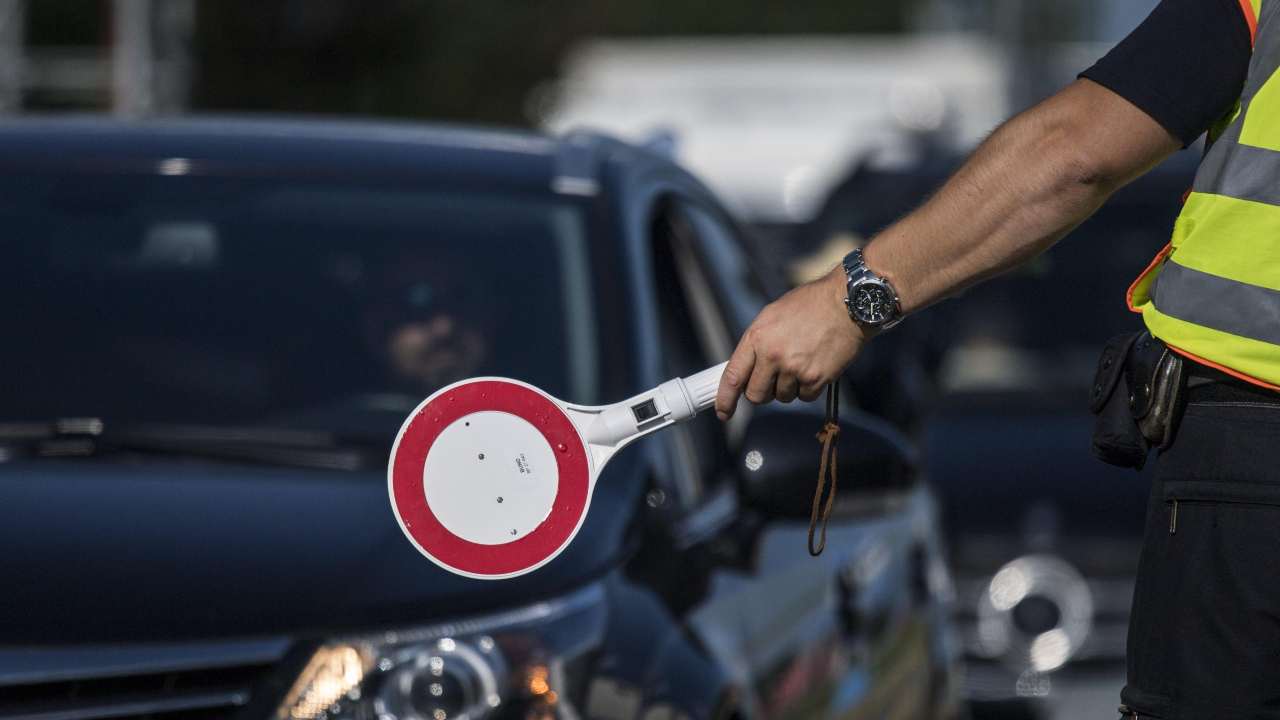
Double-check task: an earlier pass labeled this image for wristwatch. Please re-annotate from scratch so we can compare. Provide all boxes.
[842,248,903,330]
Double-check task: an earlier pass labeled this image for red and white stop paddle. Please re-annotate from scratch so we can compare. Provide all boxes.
[388,362,728,579]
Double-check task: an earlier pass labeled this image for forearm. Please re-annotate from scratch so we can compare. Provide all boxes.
[714,80,1180,418]
[862,79,1177,315]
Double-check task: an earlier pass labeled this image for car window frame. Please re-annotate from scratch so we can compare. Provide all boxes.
[640,190,773,533]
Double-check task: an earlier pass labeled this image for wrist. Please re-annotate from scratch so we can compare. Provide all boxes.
[823,265,876,341]
[861,242,906,314]
[824,264,847,304]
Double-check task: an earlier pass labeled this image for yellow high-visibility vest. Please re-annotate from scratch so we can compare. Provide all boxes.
[1126,0,1280,389]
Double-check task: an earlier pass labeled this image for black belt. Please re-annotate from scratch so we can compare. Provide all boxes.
[1184,358,1280,405]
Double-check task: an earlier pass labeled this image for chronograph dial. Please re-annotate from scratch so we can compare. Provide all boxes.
[841,249,902,330]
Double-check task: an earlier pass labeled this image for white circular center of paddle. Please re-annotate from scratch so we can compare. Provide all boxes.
[423,410,559,545]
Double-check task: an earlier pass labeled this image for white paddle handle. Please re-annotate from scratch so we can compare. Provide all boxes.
[681,361,730,414]
[578,361,728,448]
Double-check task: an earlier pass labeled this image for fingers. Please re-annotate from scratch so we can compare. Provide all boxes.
[717,279,866,420]
[744,362,778,406]
[715,342,756,420]
[776,373,799,403]
[798,381,826,402]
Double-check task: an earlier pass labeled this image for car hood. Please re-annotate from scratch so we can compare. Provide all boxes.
[0,453,644,643]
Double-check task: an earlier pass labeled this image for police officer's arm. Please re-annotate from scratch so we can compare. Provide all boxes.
[715,78,1181,418]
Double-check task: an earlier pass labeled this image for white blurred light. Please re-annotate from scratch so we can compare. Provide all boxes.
[974,555,1094,673]
[888,80,946,132]
[157,157,191,176]
[781,164,822,221]
[276,645,368,720]
[987,565,1030,611]
[1030,628,1072,672]
[1015,669,1052,697]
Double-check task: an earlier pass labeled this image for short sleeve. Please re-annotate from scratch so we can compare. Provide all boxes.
[1079,0,1253,147]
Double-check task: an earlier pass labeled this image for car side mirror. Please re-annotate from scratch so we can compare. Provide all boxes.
[735,404,918,520]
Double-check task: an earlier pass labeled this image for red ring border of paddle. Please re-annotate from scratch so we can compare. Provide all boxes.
[389,379,590,578]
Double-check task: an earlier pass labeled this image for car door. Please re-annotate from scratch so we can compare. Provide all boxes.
[647,193,955,720]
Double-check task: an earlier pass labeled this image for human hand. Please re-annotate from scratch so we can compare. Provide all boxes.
[714,267,868,420]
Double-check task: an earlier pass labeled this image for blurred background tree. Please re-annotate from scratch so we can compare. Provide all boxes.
[189,1,923,125]
[18,0,1125,124]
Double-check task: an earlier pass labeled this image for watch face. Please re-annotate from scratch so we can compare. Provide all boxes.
[852,284,894,324]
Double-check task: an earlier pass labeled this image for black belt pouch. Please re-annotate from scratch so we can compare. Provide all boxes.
[1089,332,1149,469]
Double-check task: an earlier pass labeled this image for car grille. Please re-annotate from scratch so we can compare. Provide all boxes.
[0,639,290,720]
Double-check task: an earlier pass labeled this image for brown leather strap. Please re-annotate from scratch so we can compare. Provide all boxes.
[808,381,839,556]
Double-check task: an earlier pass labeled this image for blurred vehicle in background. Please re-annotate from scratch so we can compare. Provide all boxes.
[539,35,1009,224]
[788,145,1198,718]
[0,118,961,720]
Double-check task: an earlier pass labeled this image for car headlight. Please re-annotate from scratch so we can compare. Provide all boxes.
[276,584,605,720]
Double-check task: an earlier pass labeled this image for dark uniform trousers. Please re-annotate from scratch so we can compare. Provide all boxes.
[1119,378,1280,720]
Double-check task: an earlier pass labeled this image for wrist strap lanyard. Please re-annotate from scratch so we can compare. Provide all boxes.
[809,380,839,556]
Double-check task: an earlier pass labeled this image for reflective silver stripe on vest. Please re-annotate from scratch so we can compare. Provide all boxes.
[1155,2,1280,355]
[1152,259,1280,345]
[1195,0,1280,203]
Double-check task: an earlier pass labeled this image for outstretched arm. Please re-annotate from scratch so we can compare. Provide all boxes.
[715,78,1181,419]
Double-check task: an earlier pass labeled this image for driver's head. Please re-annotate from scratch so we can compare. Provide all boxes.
[363,252,491,393]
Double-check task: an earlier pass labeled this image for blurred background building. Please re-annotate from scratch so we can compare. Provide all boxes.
[1,2,1180,718]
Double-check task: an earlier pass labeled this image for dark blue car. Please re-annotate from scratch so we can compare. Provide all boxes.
[0,118,961,720]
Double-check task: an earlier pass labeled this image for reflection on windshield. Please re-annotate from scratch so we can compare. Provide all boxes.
[0,176,598,438]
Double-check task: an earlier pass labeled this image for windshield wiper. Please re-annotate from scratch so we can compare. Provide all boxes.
[0,419,390,471]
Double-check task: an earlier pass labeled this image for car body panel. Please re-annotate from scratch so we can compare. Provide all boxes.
[0,117,959,720]
[0,455,648,642]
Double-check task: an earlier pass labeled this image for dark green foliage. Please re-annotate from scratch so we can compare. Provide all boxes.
[189,1,919,125]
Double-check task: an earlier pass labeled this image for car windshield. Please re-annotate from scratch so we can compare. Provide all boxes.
[0,172,605,438]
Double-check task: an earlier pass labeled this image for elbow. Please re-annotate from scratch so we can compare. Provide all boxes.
[1014,77,1177,205]
[1038,120,1119,200]
[1062,148,1113,192]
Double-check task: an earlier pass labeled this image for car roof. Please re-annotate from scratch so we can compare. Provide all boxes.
[0,115,636,195]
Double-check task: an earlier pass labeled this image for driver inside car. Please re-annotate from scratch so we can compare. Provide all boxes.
[363,253,492,396]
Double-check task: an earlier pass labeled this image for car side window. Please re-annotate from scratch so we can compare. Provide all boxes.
[648,201,733,512]
[673,202,770,338]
